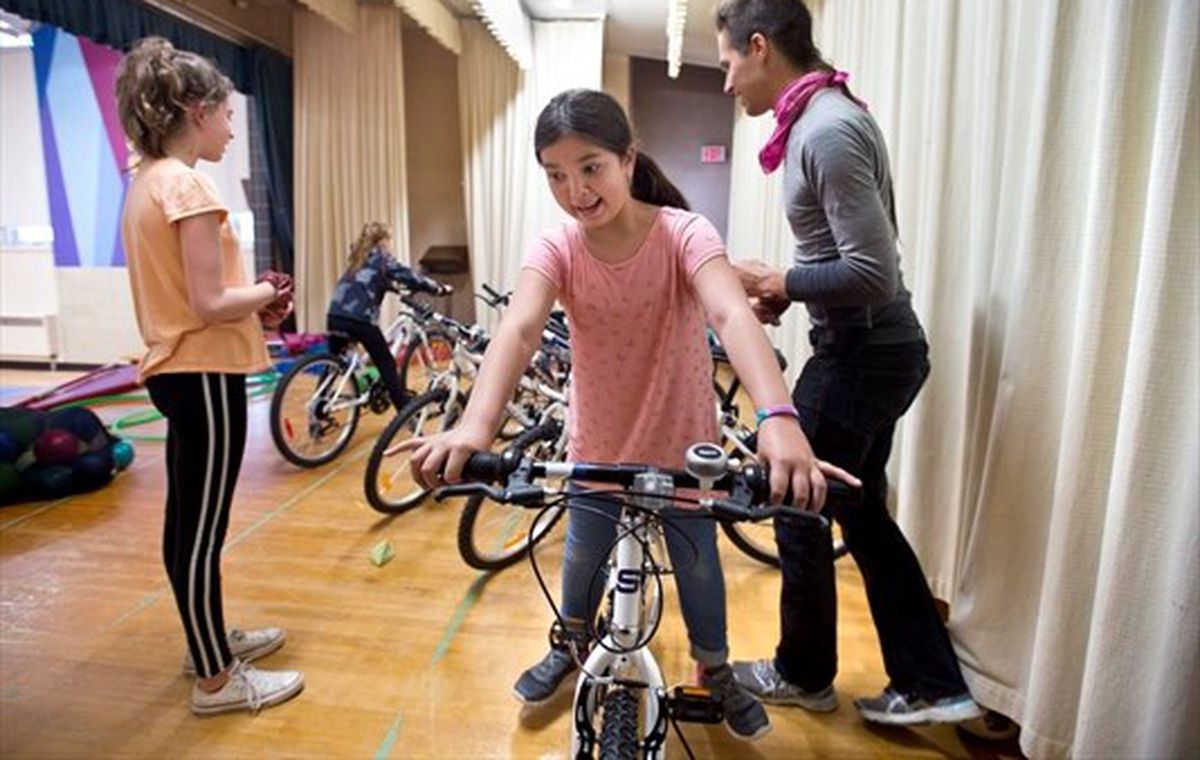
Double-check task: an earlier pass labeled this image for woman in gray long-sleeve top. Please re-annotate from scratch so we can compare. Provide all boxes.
[714,0,984,727]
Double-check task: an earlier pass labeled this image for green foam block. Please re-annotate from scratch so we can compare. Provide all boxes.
[370,540,396,567]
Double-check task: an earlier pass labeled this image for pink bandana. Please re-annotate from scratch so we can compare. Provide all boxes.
[758,70,867,174]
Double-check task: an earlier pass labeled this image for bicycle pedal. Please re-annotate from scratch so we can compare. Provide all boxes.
[667,685,724,724]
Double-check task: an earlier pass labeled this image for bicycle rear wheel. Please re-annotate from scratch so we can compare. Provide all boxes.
[364,387,462,514]
[720,423,847,565]
[722,519,849,567]
[598,688,639,760]
[396,327,455,395]
[269,354,361,467]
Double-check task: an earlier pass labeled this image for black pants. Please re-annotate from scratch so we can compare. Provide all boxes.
[146,372,247,679]
[773,338,969,700]
[326,314,408,411]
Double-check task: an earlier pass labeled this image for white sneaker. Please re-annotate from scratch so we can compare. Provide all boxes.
[183,627,287,674]
[190,660,305,715]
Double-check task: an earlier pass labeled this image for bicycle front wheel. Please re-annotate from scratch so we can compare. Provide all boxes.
[599,688,640,760]
[457,497,564,571]
[269,354,361,467]
[364,387,462,514]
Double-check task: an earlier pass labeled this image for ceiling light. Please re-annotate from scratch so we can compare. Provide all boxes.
[666,0,688,78]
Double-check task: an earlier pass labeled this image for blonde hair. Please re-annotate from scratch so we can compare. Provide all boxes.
[114,37,234,160]
[348,222,392,273]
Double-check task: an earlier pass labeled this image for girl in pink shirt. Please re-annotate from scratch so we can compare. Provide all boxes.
[406,89,853,740]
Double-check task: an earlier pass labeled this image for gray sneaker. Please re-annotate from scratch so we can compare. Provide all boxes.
[513,647,577,705]
[731,659,838,711]
[183,627,286,674]
[701,664,771,741]
[855,687,983,726]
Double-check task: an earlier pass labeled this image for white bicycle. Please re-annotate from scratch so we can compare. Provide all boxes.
[436,444,860,759]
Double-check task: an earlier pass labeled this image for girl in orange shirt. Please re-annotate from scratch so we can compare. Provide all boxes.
[116,37,303,715]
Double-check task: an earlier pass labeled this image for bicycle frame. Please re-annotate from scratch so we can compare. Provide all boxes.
[310,351,373,417]
[422,319,569,434]
[571,470,674,759]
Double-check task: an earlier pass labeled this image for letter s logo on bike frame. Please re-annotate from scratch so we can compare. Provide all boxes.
[616,569,643,594]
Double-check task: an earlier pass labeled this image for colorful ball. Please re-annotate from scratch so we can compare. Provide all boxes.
[0,407,40,447]
[0,462,18,496]
[33,428,82,466]
[0,430,22,463]
[111,439,135,470]
[70,449,115,490]
[44,407,105,444]
[14,449,36,472]
[21,464,75,499]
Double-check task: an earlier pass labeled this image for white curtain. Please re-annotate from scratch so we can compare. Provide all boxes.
[293,4,411,332]
[458,18,603,331]
[726,111,811,384]
[458,20,534,331]
[726,1,1199,757]
[470,0,534,70]
[526,20,605,244]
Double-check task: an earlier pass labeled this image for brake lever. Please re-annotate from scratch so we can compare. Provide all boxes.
[504,484,548,506]
[708,499,753,522]
[773,505,830,528]
[434,483,505,502]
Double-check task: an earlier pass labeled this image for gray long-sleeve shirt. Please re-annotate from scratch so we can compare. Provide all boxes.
[782,88,921,332]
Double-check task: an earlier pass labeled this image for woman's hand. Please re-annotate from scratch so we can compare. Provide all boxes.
[750,294,790,325]
[731,259,788,301]
[755,416,861,511]
[397,423,494,491]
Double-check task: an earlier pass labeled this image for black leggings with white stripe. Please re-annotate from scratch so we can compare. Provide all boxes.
[146,372,247,679]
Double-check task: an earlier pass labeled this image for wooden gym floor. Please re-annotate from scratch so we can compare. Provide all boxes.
[0,368,1021,758]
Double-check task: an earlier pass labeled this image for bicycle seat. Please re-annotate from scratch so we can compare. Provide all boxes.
[326,330,354,342]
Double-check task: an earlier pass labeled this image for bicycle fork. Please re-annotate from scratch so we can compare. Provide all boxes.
[570,472,672,759]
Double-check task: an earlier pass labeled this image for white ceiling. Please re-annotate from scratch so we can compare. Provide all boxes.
[603,0,723,69]
[439,0,724,70]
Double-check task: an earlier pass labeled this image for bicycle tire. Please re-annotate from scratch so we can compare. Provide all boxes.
[456,496,565,571]
[720,425,849,565]
[456,418,567,570]
[598,688,640,760]
[269,354,361,468]
[363,387,461,514]
[396,326,455,396]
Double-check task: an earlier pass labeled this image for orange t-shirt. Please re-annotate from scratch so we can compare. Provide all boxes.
[121,157,270,381]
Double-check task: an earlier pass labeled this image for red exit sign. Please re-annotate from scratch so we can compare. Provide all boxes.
[700,145,727,163]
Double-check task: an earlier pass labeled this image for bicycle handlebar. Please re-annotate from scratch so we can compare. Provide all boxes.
[477,282,511,309]
[436,448,861,519]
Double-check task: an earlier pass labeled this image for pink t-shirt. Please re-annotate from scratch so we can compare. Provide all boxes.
[523,207,723,469]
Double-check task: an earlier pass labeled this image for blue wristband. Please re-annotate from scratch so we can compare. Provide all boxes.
[755,404,801,429]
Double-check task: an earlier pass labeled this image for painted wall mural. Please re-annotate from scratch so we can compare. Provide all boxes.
[31,26,128,267]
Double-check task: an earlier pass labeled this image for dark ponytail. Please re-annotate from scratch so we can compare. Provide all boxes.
[535,88,691,210]
[632,153,689,210]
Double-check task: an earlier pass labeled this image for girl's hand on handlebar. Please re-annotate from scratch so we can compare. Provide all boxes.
[755,417,861,511]
[396,424,494,490]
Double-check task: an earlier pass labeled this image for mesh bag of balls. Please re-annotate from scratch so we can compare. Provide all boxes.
[0,406,135,505]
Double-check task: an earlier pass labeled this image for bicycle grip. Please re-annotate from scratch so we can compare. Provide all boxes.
[459,450,521,484]
[743,465,863,508]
